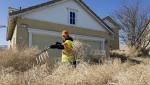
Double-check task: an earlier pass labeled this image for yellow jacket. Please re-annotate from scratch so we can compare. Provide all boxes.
[62,40,75,63]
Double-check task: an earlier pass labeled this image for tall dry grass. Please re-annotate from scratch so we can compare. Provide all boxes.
[111,46,143,58]
[0,48,39,72]
[0,41,150,85]
[1,58,150,85]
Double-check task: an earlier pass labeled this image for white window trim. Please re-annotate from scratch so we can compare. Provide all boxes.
[28,31,32,48]
[28,28,105,51]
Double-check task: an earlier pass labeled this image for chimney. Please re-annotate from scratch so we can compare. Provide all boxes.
[8,7,19,13]
[19,7,22,10]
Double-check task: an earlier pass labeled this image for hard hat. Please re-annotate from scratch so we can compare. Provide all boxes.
[62,30,69,36]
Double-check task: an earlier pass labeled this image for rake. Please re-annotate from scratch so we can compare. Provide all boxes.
[35,46,51,65]
[35,42,64,65]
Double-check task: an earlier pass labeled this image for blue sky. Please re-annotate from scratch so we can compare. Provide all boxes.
[0,0,150,45]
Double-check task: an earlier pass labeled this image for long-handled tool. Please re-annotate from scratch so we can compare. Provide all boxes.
[35,42,64,65]
[35,46,51,65]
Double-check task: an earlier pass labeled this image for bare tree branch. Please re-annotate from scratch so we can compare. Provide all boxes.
[114,0,150,55]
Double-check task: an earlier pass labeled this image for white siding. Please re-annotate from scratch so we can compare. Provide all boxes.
[9,25,17,48]
[23,0,106,32]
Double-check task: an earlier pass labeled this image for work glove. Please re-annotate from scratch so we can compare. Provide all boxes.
[55,42,62,45]
[50,42,64,49]
[50,44,58,49]
[55,42,64,49]
[50,42,62,49]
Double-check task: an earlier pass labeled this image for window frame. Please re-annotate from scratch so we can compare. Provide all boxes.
[70,11,76,25]
[67,8,78,25]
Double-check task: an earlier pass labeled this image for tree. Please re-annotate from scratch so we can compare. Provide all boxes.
[114,1,150,54]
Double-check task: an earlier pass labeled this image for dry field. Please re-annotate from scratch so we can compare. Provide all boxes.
[0,46,150,85]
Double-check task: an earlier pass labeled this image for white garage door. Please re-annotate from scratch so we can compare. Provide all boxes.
[32,33,62,59]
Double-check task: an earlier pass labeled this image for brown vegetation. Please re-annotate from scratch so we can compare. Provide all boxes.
[0,46,150,85]
[0,48,39,72]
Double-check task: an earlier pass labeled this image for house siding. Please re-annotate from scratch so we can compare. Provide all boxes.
[103,19,120,50]
[15,24,29,48]
[17,18,110,38]
[109,33,119,50]
[23,0,106,32]
[13,18,110,56]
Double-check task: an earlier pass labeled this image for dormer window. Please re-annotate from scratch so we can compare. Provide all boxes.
[70,11,76,25]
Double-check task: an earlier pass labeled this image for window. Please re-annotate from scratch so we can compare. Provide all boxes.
[67,8,78,25]
[70,11,76,25]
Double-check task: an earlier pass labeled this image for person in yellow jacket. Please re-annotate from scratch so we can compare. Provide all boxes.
[61,30,76,66]
[50,30,76,66]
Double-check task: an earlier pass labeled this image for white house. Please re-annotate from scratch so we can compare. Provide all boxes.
[7,0,120,58]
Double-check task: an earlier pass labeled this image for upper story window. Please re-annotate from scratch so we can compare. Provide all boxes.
[70,11,76,25]
[67,8,78,25]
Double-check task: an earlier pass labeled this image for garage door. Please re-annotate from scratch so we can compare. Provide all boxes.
[32,33,62,59]
[76,39,105,55]
[28,28,106,61]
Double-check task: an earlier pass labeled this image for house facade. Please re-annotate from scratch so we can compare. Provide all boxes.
[7,0,119,58]
[103,16,120,50]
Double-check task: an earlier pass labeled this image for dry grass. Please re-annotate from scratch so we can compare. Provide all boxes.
[0,43,150,85]
[1,58,150,85]
[0,48,39,72]
[110,46,142,58]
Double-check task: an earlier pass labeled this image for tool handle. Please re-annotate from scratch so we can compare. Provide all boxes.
[36,45,51,56]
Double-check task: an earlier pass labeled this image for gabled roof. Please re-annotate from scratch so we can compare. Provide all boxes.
[103,16,120,29]
[7,0,114,40]
[76,0,114,33]
[9,0,61,16]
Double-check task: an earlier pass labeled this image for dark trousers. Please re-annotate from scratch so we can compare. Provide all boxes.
[70,61,77,68]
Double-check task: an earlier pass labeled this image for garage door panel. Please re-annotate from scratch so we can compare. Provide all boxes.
[32,33,62,58]
[77,39,101,50]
